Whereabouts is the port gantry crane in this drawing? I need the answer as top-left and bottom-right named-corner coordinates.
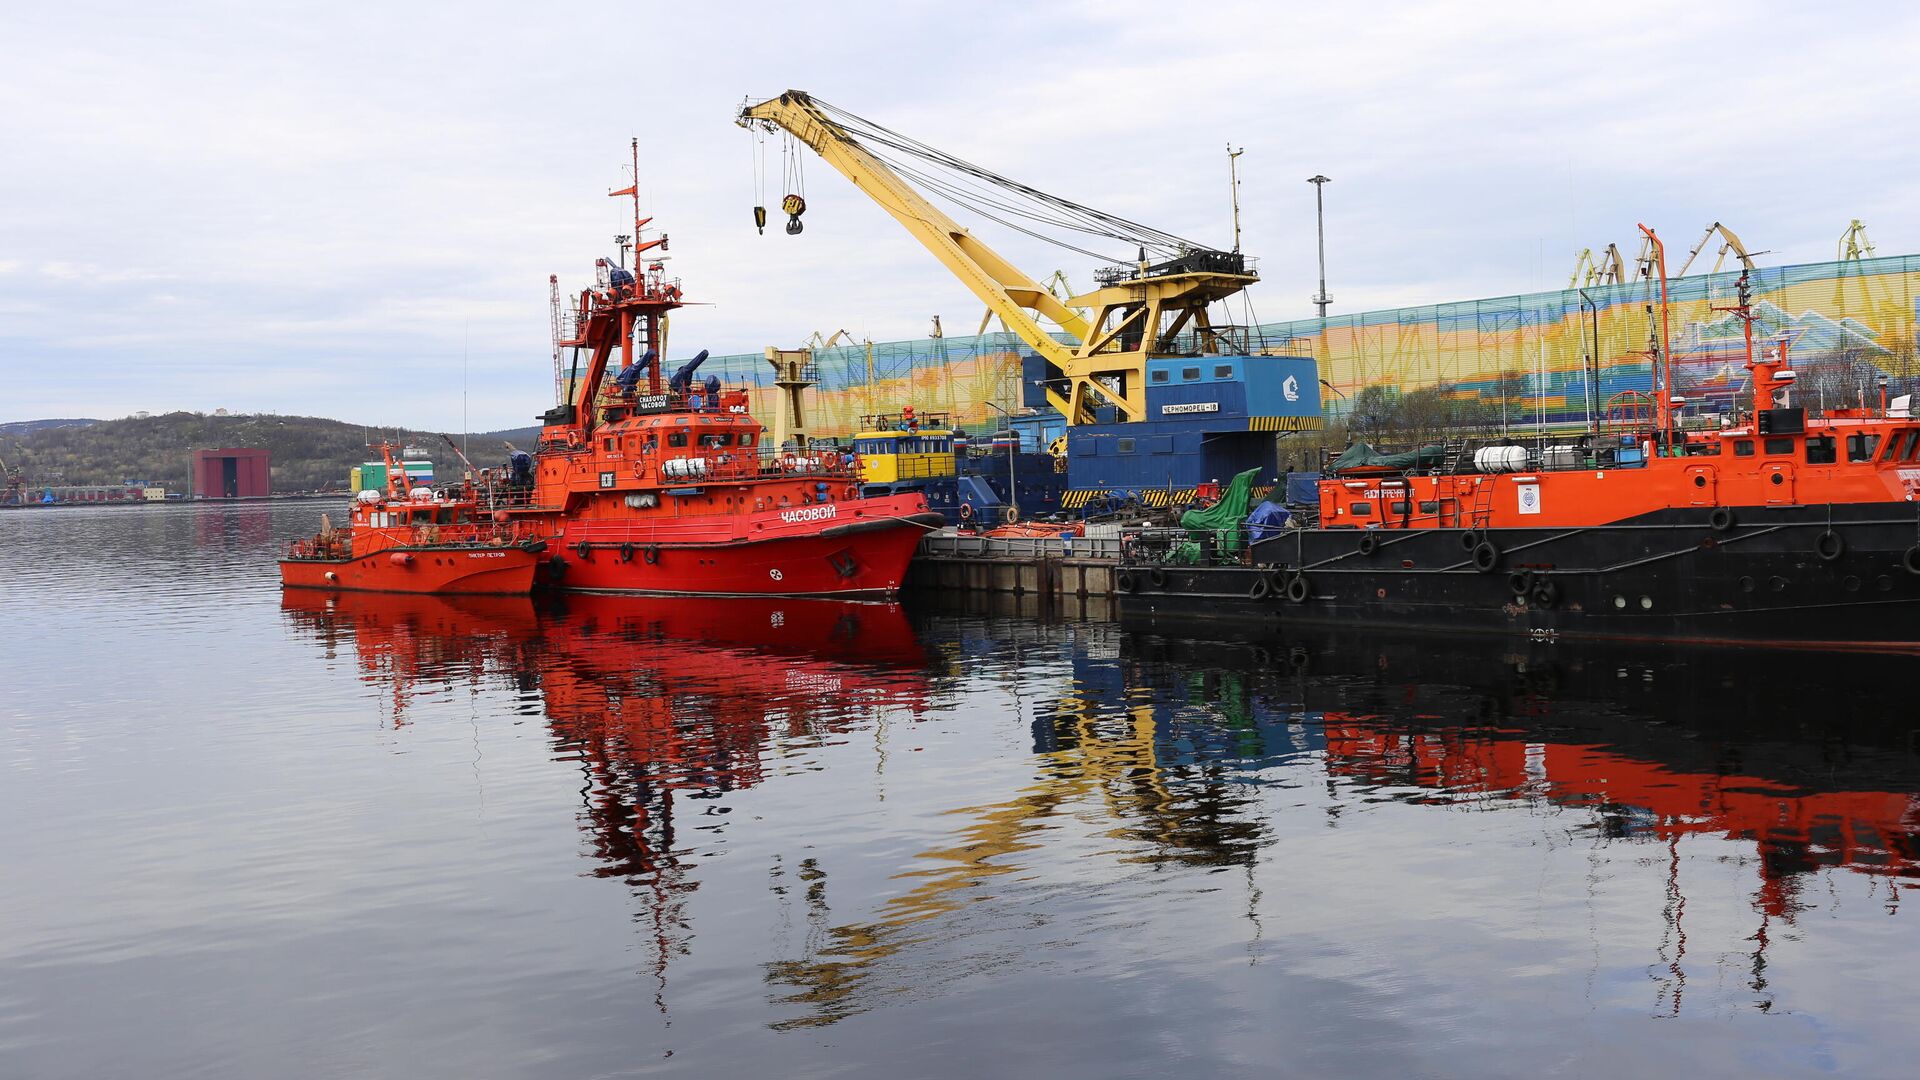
top-left (737, 90), bottom-right (1259, 428)
top-left (1673, 221), bottom-right (1759, 278)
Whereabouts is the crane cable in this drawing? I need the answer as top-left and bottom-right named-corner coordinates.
top-left (807, 98), bottom-right (1214, 265)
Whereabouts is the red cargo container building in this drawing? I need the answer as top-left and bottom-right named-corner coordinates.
top-left (192, 448), bottom-right (271, 499)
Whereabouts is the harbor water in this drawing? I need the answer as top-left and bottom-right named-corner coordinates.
top-left (4, 502), bottom-right (1919, 1078)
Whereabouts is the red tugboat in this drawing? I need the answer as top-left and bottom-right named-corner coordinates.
top-left (506, 145), bottom-right (939, 597)
top-left (280, 443), bottom-right (548, 594)
top-left (1125, 225), bottom-right (1920, 647)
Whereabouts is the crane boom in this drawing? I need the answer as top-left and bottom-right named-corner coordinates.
top-left (1674, 221), bottom-right (1757, 278)
top-left (738, 90), bottom-right (1257, 425)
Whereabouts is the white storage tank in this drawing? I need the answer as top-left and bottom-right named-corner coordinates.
top-left (1474, 446), bottom-right (1529, 473)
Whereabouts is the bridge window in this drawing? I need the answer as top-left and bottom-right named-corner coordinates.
top-left (1181, 367), bottom-right (1200, 381)
top-left (1151, 369), bottom-right (1169, 383)
top-left (1733, 439), bottom-right (1754, 457)
top-left (1763, 437), bottom-right (1795, 457)
top-left (1892, 430), bottom-right (1920, 462)
top-left (739, 433), bottom-right (756, 447)
top-left (1804, 436), bottom-right (1837, 464)
top-left (700, 433), bottom-right (733, 449)
top-left (1214, 364), bottom-right (1234, 379)
top-left (668, 432), bottom-right (689, 448)
top-left (1847, 433), bottom-right (1880, 462)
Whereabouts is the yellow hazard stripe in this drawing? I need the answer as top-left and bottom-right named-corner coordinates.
top-left (1248, 415), bottom-right (1324, 432)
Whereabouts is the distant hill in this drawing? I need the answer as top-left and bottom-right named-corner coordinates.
top-left (0, 418), bottom-right (100, 437)
top-left (7, 412), bottom-right (536, 492)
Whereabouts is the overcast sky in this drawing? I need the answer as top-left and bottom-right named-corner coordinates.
top-left (5, 1), bottom-right (1917, 430)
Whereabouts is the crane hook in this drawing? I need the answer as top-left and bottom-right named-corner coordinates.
top-left (753, 205), bottom-right (767, 235)
top-left (782, 193), bottom-right (806, 235)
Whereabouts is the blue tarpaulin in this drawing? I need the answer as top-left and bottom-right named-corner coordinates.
top-left (1284, 472), bottom-right (1321, 505)
top-left (1245, 501), bottom-right (1291, 542)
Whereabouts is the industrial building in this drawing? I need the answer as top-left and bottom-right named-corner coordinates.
top-left (191, 448), bottom-right (271, 499)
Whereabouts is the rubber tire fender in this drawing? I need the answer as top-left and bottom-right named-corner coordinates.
top-left (1148, 566), bottom-right (1169, 589)
top-left (1248, 575), bottom-right (1272, 600)
top-left (1459, 529), bottom-right (1480, 552)
top-left (1709, 507), bottom-right (1736, 533)
top-left (1531, 578), bottom-right (1560, 608)
top-left (644, 544), bottom-right (662, 565)
top-left (1472, 540), bottom-right (1501, 573)
top-left (1285, 573), bottom-right (1311, 603)
top-left (1357, 532), bottom-right (1379, 556)
top-left (1507, 569), bottom-right (1534, 596)
top-left (1116, 570), bottom-right (1138, 594)
top-left (1904, 546), bottom-right (1920, 577)
top-left (620, 541), bottom-right (636, 563)
top-left (1816, 530), bottom-right (1846, 562)
top-left (574, 539), bottom-right (591, 561)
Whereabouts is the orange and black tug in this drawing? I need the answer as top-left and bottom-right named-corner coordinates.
top-left (279, 443), bottom-right (549, 595)
top-left (1125, 227), bottom-right (1920, 648)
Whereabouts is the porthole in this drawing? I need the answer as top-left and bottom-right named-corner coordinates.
top-left (1769, 576), bottom-right (1789, 592)
top-left (1737, 576), bottom-right (1755, 593)
top-left (1639, 596), bottom-right (1653, 610)
top-left (1613, 595), bottom-right (1627, 609)
top-left (1843, 575), bottom-right (1862, 592)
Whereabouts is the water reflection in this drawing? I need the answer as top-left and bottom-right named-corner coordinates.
top-left (280, 591), bottom-right (1920, 1038)
top-left (282, 591), bottom-right (937, 1014)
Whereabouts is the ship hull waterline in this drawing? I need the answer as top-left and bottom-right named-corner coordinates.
top-left (1119, 502), bottom-right (1920, 652)
top-left (280, 545), bottom-right (545, 596)
top-left (540, 511), bottom-right (941, 598)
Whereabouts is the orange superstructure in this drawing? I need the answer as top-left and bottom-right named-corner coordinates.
top-left (493, 142), bottom-right (938, 597)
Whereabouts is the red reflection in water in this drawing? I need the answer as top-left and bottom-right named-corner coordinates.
top-left (281, 590), bottom-right (935, 1011)
top-left (1324, 720), bottom-right (1920, 916)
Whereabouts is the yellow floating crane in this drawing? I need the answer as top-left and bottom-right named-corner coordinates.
top-left (738, 90), bottom-right (1258, 427)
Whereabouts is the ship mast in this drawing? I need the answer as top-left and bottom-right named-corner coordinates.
top-left (547, 142), bottom-right (683, 436)
top-left (1638, 224), bottom-right (1675, 441)
top-left (623, 137), bottom-right (663, 396)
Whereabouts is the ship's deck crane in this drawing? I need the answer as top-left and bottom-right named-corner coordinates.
top-left (1673, 221), bottom-right (1759, 278)
top-left (738, 91), bottom-right (1258, 426)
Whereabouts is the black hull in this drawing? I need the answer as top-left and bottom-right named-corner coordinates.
top-left (1119, 502), bottom-right (1920, 650)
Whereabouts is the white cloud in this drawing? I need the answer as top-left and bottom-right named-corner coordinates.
top-left (3, 0), bottom-right (1917, 428)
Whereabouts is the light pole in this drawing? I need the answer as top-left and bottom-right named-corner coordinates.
top-left (1308, 175), bottom-right (1332, 318)
top-left (983, 400), bottom-right (1019, 523)
top-left (1319, 379), bottom-right (1350, 429)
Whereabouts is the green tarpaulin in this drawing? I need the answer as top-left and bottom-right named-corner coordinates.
top-left (1326, 441), bottom-right (1447, 474)
top-left (1178, 466), bottom-right (1264, 554)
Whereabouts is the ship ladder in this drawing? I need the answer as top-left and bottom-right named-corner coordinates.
top-left (1468, 479), bottom-right (1497, 530)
